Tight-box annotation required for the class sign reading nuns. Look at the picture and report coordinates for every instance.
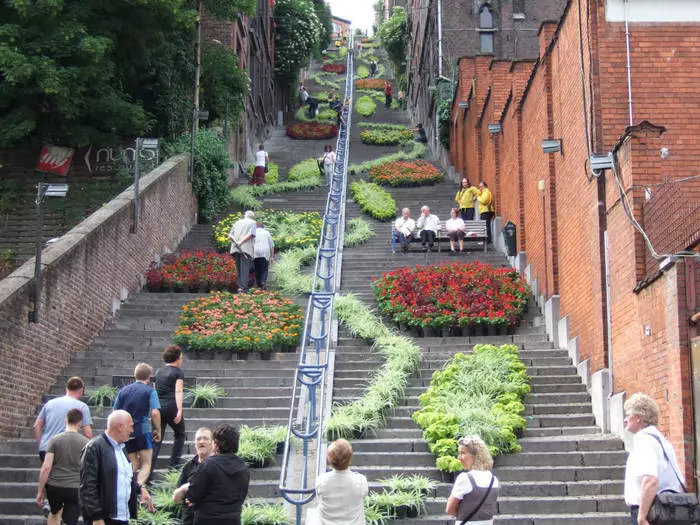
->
[83,138,159,175]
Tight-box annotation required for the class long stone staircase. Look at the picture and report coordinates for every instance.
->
[335,181,630,524]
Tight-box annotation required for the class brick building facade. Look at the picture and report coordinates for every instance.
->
[449,0,700,479]
[407,0,567,151]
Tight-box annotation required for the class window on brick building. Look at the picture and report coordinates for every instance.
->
[479,5,494,54]
[513,0,525,15]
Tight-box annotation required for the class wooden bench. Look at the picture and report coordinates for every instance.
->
[391,220,488,253]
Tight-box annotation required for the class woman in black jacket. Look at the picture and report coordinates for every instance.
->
[186,424,250,525]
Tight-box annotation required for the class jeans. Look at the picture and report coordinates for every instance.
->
[253,257,269,288]
[480,211,495,244]
[233,253,253,292]
[630,506,639,524]
[396,232,411,251]
[420,230,436,248]
[150,401,185,477]
[324,163,333,186]
[460,208,475,221]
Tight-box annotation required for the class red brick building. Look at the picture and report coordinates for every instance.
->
[331,15,352,40]
[449,0,700,480]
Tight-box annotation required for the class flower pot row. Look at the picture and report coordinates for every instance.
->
[396,323,517,338]
[185,345,297,361]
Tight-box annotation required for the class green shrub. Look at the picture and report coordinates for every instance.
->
[358,122,407,130]
[288,158,323,181]
[166,129,231,223]
[360,128,413,146]
[248,162,279,184]
[339,46,348,58]
[357,64,370,78]
[355,95,377,117]
[350,180,396,221]
[229,177,321,210]
[294,105,337,123]
[413,345,530,471]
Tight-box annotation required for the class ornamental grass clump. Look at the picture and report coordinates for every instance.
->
[213,210,322,252]
[229,177,322,210]
[373,261,530,330]
[269,246,316,296]
[355,95,377,117]
[369,160,444,186]
[172,290,302,353]
[241,502,293,525]
[360,128,413,146]
[350,180,396,221]
[324,294,421,440]
[288,158,323,182]
[344,217,376,247]
[413,345,530,472]
[144,250,238,292]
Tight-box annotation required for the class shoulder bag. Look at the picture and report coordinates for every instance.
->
[459,472,495,525]
[646,433,700,525]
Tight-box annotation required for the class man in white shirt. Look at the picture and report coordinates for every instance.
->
[416,205,440,252]
[228,211,256,293]
[394,208,416,253]
[623,393,684,525]
[253,220,274,290]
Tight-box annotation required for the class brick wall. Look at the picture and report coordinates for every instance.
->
[0,155,197,439]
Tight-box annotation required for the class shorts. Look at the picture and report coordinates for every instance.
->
[125,432,153,454]
[45,484,80,525]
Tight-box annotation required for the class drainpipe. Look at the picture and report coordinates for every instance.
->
[623,0,633,126]
[437,0,443,77]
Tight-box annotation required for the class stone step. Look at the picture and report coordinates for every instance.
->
[497,464,625,482]
[494,450,627,467]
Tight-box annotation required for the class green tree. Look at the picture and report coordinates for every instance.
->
[312,0,332,54]
[200,42,249,124]
[379,6,407,73]
[274,0,322,87]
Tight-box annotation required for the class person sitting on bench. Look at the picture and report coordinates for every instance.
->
[446,208,467,253]
[416,205,440,252]
[394,208,416,253]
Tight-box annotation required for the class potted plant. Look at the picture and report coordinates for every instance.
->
[268,425,289,455]
[187,383,225,408]
[363,503,391,525]
[87,385,119,408]
[239,426,277,468]
[436,455,464,483]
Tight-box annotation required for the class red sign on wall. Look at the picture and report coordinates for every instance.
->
[35,144,75,176]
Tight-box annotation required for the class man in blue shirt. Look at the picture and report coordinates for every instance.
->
[113,363,161,486]
[34,376,93,464]
[80,410,153,525]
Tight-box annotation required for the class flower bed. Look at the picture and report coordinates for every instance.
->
[412,345,529,473]
[355,95,376,117]
[172,290,302,354]
[248,162,279,184]
[145,250,237,292]
[286,122,338,140]
[360,128,413,146]
[349,142,427,174]
[288,158,323,181]
[374,262,530,331]
[350,180,396,221]
[368,160,444,186]
[213,210,322,252]
[293,106,337,123]
[355,78,385,90]
[321,63,346,74]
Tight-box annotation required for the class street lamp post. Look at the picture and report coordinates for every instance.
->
[30,182,69,323]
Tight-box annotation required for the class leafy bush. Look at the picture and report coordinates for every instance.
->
[248,162,279,184]
[274,0,322,85]
[358,122,407,130]
[166,129,231,223]
[288,158,323,182]
[413,345,530,470]
[438,99,452,150]
[355,95,377,117]
[360,128,413,146]
[213,210,322,252]
[368,160,444,186]
[357,64,370,78]
[294,105,336,123]
[349,142,427,174]
[325,294,421,440]
[229,177,321,210]
[350,180,396,221]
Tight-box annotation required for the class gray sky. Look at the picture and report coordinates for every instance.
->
[326,0,376,34]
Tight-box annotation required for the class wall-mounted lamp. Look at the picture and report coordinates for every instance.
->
[589,154,613,175]
[488,123,502,134]
[458,101,469,109]
[541,138,562,154]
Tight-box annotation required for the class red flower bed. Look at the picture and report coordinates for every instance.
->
[369,160,444,187]
[355,78,385,90]
[286,121,338,140]
[373,262,530,329]
[322,63,346,74]
[145,250,237,292]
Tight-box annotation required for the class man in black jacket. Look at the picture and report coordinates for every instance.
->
[79,410,153,525]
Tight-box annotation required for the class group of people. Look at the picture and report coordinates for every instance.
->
[394,180,494,254]
[228,210,275,293]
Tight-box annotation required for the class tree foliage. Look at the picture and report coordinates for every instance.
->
[200,43,249,125]
[311,0,332,53]
[274,0,322,86]
[202,0,256,19]
[379,6,407,72]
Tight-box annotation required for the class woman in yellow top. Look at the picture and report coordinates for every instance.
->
[477,181,495,245]
[454,178,479,221]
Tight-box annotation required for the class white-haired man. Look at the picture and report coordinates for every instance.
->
[229,210,256,292]
[416,205,440,252]
[394,208,416,253]
[172,427,214,525]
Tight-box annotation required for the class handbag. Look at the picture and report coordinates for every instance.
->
[647,433,700,524]
[459,472,495,525]
[264,162,269,173]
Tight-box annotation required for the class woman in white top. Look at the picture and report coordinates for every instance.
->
[313,439,367,525]
[252,143,269,186]
[446,208,466,253]
[319,144,336,187]
[446,435,500,525]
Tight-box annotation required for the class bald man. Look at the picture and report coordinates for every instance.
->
[80,410,152,525]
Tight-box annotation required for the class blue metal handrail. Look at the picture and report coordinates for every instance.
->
[278,34,354,525]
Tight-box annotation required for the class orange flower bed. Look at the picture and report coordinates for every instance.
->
[355,78,385,90]
[286,121,338,140]
[369,160,444,187]
[322,63,346,74]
